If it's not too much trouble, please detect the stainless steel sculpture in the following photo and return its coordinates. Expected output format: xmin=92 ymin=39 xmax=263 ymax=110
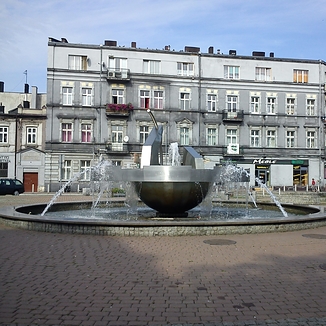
xmin=113 ymin=110 xmax=221 ymax=216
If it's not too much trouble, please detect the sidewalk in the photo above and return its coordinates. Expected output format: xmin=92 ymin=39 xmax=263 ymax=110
xmin=0 ymin=194 xmax=326 ymax=325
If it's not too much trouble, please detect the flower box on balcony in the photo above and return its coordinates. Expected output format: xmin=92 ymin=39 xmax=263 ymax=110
xmin=106 ymin=103 xmax=134 ymax=116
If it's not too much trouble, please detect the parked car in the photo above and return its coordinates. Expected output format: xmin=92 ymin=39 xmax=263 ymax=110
xmin=0 ymin=178 xmax=25 ymax=195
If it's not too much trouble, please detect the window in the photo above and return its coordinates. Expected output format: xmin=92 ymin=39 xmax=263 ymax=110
xmin=250 ymin=96 xmax=260 ymax=113
xmin=226 ymin=129 xmax=238 ymax=145
xmin=140 ymin=90 xmax=150 ymax=109
xmin=207 ymin=94 xmax=217 ymax=112
xmin=112 ymin=89 xmax=124 ymax=104
xmin=250 ymin=129 xmax=261 ymax=147
xmin=112 ymin=125 xmax=123 ymax=151
xmin=80 ymin=160 xmax=91 ymax=181
xmin=0 ymin=162 xmax=8 ymax=177
xmin=224 ymin=66 xmax=239 ymax=79
xmin=81 ymin=124 xmax=92 ymax=143
xmin=62 ymin=87 xmax=73 ymax=105
xmin=140 ymin=125 xmax=149 ymax=144
xmin=27 ymin=127 xmax=37 ymax=144
xmin=82 ymin=88 xmax=93 ymax=106
xmin=286 ymin=130 xmax=296 ymax=148
xmin=227 ymin=95 xmax=238 ymax=115
xmin=255 ymin=67 xmax=271 ymax=81
xmin=180 ymin=92 xmax=190 ymax=110
xmin=206 ymin=127 xmax=217 ymax=146
xmin=0 ymin=127 xmax=8 ymax=143
xmin=286 ymin=97 xmax=296 ymax=115
xmin=177 ymin=62 xmax=194 ymax=76
xmin=139 ymin=88 xmax=164 ymax=109
xmin=306 ymin=98 xmax=316 ymax=116
xmin=143 ymin=60 xmax=160 ymax=74
xmin=62 ymin=123 xmax=73 ymax=142
xmin=177 ymin=120 xmax=192 ymax=145
xmin=266 ymin=97 xmax=276 ymax=114
xmin=266 ymin=129 xmax=276 ymax=147
xmin=306 ymin=130 xmax=316 ymax=148
xmin=109 ymin=57 xmax=127 ymax=70
xmin=68 ymin=55 xmax=87 ymax=70
xmin=293 ymin=70 xmax=308 ymax=83
xmin=153 ymin=91 xmax=163 ymax=109
xmin=180 ymin=127 xmax=189 ymax=145
xmin=62 ymin=160 xmax=71 ymax=180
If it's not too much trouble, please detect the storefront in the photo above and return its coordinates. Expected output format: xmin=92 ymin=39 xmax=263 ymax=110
xmin=222 ymin=158 xmax=309 ymax=187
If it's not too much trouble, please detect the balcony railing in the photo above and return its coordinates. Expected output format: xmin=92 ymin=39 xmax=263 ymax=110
xmin=107 ymin=68 xmax=130 ymax=81
xmin=222 ymin=110 xmax=244 ymax=123
xmin=106 ymin=143 xmax=129 ymax=153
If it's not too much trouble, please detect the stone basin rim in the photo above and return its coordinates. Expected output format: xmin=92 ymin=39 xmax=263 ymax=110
xmin=0 ymin=201 xmax=325 ymax=230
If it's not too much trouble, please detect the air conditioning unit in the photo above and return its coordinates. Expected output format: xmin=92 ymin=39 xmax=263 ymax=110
xmin=227 ymin=144 xmax=239 ymax=155
xmin=108 ymin=71 xmax=115 ymax=77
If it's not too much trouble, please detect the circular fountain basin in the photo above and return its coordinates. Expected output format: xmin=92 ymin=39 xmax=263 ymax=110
xmin=1 ymin=201 xmax=326 ymax=236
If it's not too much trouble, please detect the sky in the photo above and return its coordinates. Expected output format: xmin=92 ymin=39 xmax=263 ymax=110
xmin=1 ymin=0 xmax=326 ymax=94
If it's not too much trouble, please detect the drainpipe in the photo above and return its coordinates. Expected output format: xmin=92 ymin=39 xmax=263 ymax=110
xmin=14 ymin=114 xmax=18 ymax=179
xmin=198 ymin=53 xmax=202 ymax=149
xmin=99 ymin=44 xmax=103 ymax=145
xmin=318 ymin=60 xmax=324 ymax=188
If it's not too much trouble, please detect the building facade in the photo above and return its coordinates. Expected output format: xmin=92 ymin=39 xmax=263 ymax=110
xmin=46 ymin=38 xmax=326 ymax=191
xmin=0 ymin=83 xmax=47 ymax=191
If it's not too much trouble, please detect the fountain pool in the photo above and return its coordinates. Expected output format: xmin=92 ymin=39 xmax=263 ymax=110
xmin=1 ymin=109 xmax=326 ymax=236
xmin=0 ymin=199 xmax=325 ymax=236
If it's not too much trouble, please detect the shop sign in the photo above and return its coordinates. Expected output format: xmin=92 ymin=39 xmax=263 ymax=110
xmin=0 ymin=156 xmax=9 ymax=163
xmin=252 ymin=158 xmax=276 ymax=164
xmin=291 ymin=160 xmax=304 ymax=165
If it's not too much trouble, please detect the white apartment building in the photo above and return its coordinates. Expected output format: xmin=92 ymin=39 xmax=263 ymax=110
xmin=46 ymin=38 xmax=326 ymax=191
xmin=0 ymin=82 xmax=47 ymax=191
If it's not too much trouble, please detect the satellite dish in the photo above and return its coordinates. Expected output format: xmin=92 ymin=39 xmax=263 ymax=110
xmin=123 ymin=136 xmax=129 ymax=143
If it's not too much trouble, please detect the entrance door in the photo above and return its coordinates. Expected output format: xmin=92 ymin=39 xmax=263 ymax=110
xmin=23 ymin=172 xmax=38 ymax=192
xmin=255 ymin=169 xmax=269 ymax=186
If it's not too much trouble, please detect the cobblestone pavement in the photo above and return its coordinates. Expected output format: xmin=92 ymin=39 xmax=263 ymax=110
xmin=0 ymin=193 xmax=326 ymax=326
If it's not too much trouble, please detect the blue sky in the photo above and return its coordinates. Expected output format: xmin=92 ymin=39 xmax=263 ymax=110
xmin=1 ymin=0 xmax=326 ymax=94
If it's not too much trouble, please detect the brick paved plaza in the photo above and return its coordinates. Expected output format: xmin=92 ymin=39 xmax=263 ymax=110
xmin=0 ymin=194 xmax=326 ymax=325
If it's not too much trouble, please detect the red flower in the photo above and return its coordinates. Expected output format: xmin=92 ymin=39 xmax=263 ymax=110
xmin=107 ymin=103 xmax=134 ymax=111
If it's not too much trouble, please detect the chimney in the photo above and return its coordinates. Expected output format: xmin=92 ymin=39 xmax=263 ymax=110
xmin=208 ymin=46 xmax=214 ymax=54
xmin=164 ymin=45 xmax=170 ymax=51
xmin=270 ymin=52 xmax=275 ymax=57
xmin=229 ymin=50 xmax=236 ymax=55
xmin=131 ymin=41 xmax=136 ymax=48
xmin=104 ymin=40 xmax=117 ymax=46
xmin=31 ymin=86 xmax=38 ymax=109
xmin=252 ymin=51 xmax=265 ymax=57
xmin=24 ymin=83 xmax=29 ymax=94
xmin=184 ymin=46 xmax=200 ymax=53
xmin=0 ymin=81 xmax=4 ymax=92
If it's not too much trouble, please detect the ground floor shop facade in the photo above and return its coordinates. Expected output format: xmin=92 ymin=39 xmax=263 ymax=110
xmin=41 ymin=150 xmax=326 ymax=193
xmin=217 ymin=157 xmax=322 ymax=189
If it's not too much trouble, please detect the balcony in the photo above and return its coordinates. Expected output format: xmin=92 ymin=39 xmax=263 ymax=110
xmin=106 ymin=143 xmax=129 ymax=154
xmin=222 ymin=110 xmax=244 ymax=123
xmin=106 ymin=103 xmax=133 ymax=118
xmin=107 ymin=68 xmax=130 ymax=81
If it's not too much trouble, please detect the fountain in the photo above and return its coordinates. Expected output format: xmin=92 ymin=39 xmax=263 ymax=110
xmin=0 ymin=110 xmax=326 ymax=236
